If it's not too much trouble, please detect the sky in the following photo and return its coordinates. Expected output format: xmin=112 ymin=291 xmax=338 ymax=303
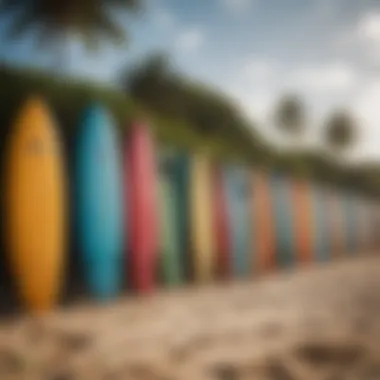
xmin=0 ymin=0 xmax=380 ymax=160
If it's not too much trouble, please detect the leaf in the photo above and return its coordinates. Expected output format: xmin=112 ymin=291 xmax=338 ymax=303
xmin=325 ymin=110 xmax=356 ymax=152
xmin=0 ymin=0 xmax=143 ymax=52
xmin=274 ymin=94 xmax=306 ymax=136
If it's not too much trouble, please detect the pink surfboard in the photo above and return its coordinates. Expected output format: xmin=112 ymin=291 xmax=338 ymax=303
xmin=212 ymin=164 xmax=231 ymax=279
xmin=126 ymin=123 xmax=158 ymax=293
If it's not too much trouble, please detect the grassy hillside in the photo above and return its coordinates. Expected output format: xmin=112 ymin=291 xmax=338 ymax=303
xmin=0 ymin=64 xmax=379 ymax=196
xmin=0 ymin=64 xmax=246 ymax=159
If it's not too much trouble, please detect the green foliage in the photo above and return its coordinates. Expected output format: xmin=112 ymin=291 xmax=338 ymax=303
xmin=0 ymin=64 xmax=135 ymax=138
xmin=324 ymin=110 xmax=356 ymax=153
xmin=274 ymin=94 xmax=306 ymax=137
xmin=124 ymin=52 xmax=266 ymax=161
xmin=0 ymin=64 xmax=379 ymax=197
xmin=0 ymin=0 xmax=142 ymax=50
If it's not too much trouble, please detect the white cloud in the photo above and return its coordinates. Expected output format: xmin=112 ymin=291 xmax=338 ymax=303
xmin=243 ymin=93 xmax=273 ymax=121
xmin=335 ymin=11 xmax=380 ymax=63
xmin=221 ymin=0 xmax=255 ymax=14
xmin=291 ymin=63 xmax=357 ymax=93
xmin=332 ymin=29 xmax=356 ymax=50
xmin=357 ymin=12 xmax=380 ymax=42
xmin=227 ymin=83 xmax=274 ymax=124
xmin=228 ymin=59 xmax=277 ymax=121
xmin=352 ymin=78 xmax=380 ymax=158
xmin=242 ymin=60 xmax=276 ymax=83
xmin=175 ymin=28 xmax=204 ymax=53
xmin=357 ymin=11 xmax=380 ymax=63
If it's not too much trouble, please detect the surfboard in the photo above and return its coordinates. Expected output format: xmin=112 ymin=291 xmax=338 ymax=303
xmin=311 ymin=184 xmax=330 ymax=262
xmin=328 ymin=188 xmax=345 ymax=258
xmin=75 ymin=104 xmax=124 ymax=300
xmin=189 ymin=154 xmax=215 ymax=282
xmin=127 ymin=123 xmax=158 ymax=292
xmin=356 ymin=197 xmax=364 ymax=252
xmin=364 ymin=200 xmax=373 ymax=251
xmin=291 ymin=178 xmax=313 ymax=265
xmin=343 ymin=192 xmax=358 ymax=254
xmin=368 ymin=199 xmax=379 ymax=250
xmin=4 ymin=96 xmax=66 ymax=312
xmin=212 ymin=164 xmax=231 ymax=279
xmin=224 ymin=166 xmax=252 ymax=277
xmin=251 ymin=171 xmax=276 ymax=272
xmin=358 ymin=198 xmax=371 ymax=252
xmin=270 ymin=174 xmax=295 ymax=268
xmin=322 ymin=186 xmax=332 ymax=259
xmin=373 ymin=203 xmax=380 ymax=250
xmin=157 ymin=151 xmax=182 ymax=286
xmin=365 ymin=200 xmax=374 ymax=251
xmin=373 ymin=202 xmax=380 ymax=250
xmin=172 ymin=154 xmax=191 ymax=281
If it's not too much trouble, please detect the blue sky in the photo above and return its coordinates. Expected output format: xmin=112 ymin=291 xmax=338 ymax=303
xmin=0 ymin=0 xmax=380 ymax=160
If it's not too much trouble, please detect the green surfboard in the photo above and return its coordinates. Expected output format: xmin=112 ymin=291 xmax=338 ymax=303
xmin=157 ymin=151 xmax=182 ymax=285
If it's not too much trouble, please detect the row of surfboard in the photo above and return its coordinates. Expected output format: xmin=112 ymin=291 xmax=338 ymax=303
xmin=3 ymin=96 xmax=380 ymax=313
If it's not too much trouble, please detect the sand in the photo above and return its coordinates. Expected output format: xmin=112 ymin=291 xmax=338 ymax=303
xmin=0 ymin=255 xmax=379 ymax=379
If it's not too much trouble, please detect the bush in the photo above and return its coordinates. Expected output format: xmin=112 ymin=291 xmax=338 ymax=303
xmin=0 ymin=64 xmax=379 ymax=197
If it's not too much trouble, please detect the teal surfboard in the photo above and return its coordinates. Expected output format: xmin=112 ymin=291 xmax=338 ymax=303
xmin=344 ymin=192 xmax=358 ymax=254
xmin=270 ymin=174 xmax=295 ymax=267
xmin=172 ymin=154 xmax=191 ymax=281
xmin=75 ymin=104 xmax=124 ymax=300
xmin=224 ymin=166 xmax=252 ymax=277
xmin=157 ymin=151 xmax=182 ymax=286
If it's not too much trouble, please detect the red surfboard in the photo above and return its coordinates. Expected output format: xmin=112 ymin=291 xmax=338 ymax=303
xmin=212 ymin=164 xmax=231 ymax=279
xmin=291 ymin=178 xmax=313 ymax=265
xmin=252 ymin=171 xmax=276 ymax=272
xmin=126 ymin=123 xmax=158 ymax=293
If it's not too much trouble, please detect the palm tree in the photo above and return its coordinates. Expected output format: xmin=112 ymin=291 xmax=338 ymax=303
xmin=274 ymin=94 xmax=306 ymax=144
xmin=0 ymin=0 xmax=142 ymax=68
xmin=324 ymin=110 xmax=356 ymax=159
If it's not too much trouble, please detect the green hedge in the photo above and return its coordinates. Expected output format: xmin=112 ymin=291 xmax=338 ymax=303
xmin=0 ymin=64 xmax=379 ymax=197
xmin=0 ymin=65 xmax=230 ymax=154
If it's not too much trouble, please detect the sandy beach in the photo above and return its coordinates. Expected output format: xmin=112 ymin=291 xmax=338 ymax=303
xmin=0 ymin=255 xmax=379 ymax=379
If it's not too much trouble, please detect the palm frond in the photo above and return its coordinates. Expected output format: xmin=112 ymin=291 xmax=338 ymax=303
xmin=325 ymin=111 xmax=356 ymax=151
xmin=0 ymin=0 xmax=143 ymax=50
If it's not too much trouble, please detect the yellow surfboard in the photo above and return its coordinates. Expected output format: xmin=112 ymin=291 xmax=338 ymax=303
xmin=189 ymin=155 xmax=215 ymax=282
xmin=4 ymin=96 xmax=66 ymax=313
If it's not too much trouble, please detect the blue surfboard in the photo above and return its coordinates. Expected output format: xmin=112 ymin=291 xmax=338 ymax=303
xmin=343 ymin=192 xmax=357 ymax=254
xmin=270 ymin=173 xmax=295 ymax=268
xmin=75 ymin=104 xmax=124 ymax=300
xmin=223 ymin=166 xmax=252 ymax=277
xmin=311 ymin=184 xmax=330 ymax=262
xmin=368 ymin=199 xmax=378 ymax=250
xmin=370 ymin=200 xmax=380 ymax=249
